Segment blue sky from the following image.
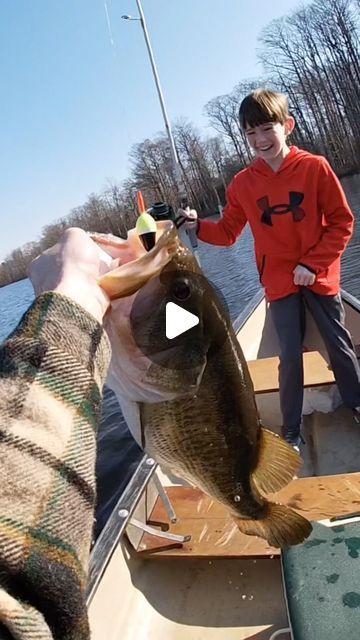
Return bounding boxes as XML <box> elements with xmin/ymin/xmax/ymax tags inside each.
<box><xmin>0</xmin><ymin>0</ymin><xmax>305</xmax><ymax>261</ymax></box>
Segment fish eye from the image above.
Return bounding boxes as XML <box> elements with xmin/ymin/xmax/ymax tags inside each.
<box><xmin>171</xmin><ymin>278</ymin><xmax>192</xmax><ymax>301</ymax></box>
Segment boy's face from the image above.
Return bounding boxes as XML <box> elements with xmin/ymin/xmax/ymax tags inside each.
<box><xmin>244</xmin><ymin>117</ymin><xmax>295</xmax><ymax>163</ymax></box>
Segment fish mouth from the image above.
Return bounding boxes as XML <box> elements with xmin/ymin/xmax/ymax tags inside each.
<box><xmin>97</xmin><ymin>222</ymin><xmax>209</xmax><ymax>399</ymax></box>
<box><xmin>93</xmin><ymin>222</ymin><xmax>179</xmax><ymax>300</ymax></box>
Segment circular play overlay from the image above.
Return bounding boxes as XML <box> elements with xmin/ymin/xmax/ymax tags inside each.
<box><xmin>129</xmin><ymin>268</ymin><xmax>231</xmax><ymax>370</ymax></box>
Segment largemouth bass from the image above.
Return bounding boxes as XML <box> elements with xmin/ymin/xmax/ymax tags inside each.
<box><xmin>96</xmin><ymin>223</ymin><xmax>312</xmax><ymax>548</ymax></box>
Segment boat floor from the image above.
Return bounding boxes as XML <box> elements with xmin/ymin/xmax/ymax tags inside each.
<box><xmin>254</xmin><ymin>400</ymin><xmax>360</xmax><ymax>477</ymax></box>
<box><xmin>89</xmin><ymin>405</ymin><xmax>360</xmax><ymax>639</ymax></box>
<box><xmin>301</xmin><ymin>404</ymin><xmax>360</xmax><ymax>476</ymax></box>
<box><xmin>89</xmin><ymin>543</ymin><xmax>289</xmax><ymax>640</ymax></box>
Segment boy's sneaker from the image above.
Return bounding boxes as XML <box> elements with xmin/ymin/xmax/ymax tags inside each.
<box><xmin>282</xmin><ymin>424</ymin><xmax>301</xmax><ymax>451</ymax></box>
<box><xmin>353</xmin><ymin>407</ymin><xmax>360</xmax><ymax>424</ymax></box>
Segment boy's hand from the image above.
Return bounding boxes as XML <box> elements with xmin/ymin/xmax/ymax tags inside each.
<box><xmin>176</xmin><ymin>207</ymin><xmax>198</xmax><ymax>231</ymax></box>
<box><xmin>293</xmin><ymin>264</ymin><xmax>316</xmax><ymax>286</ymax></box>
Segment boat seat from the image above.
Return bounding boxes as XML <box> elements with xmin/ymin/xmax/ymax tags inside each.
<box><xmin>247</xmin><ymin>350</ymin><xmax>335</xmax><ymax>394</ymax></box>
<box><xmin>279</xmin><ymin>518</ymin><xmax>360</xmax><ymax>640</ymax></box>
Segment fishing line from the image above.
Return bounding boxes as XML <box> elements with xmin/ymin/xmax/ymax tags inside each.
<box><xmin>103</xmin><ymin>1</ymin><xmax>116</xmax><ymax>58</ymax></box>
<box><xmin>100</xmin><ymin>0</ymin><xmax>134</xmax><ymax>184</ymax></box>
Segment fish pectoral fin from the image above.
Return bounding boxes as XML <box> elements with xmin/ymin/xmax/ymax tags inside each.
<box><xmin>251</xmin><ymin>428</ymin><xmax>302</xmax><ymax>494</ymax></box>
<box><xmin>235</xmin><ymin>503</ymin><xmax>312</xmax><ymax>549</ymax></box>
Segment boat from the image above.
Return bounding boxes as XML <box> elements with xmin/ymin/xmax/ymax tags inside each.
<box><xmin>87</xmin><ymin>287</ymin><xmax>360</xmax><ymax>640</ymax></box>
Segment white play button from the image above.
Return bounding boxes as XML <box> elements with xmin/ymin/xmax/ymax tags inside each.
<box><xmin>165</xmin><ymin>302</ymin><xmax>199</xmax><ymax>340</ymax></box>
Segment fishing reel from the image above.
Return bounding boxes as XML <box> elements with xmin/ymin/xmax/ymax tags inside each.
<box><xmin>148</xmin><ymin>201</ymin><xmax>175</xmax><ymax>221</ymax></box>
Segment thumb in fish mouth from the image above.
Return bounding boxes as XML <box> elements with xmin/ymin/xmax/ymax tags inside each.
<box><xmin>94</xmin><ymin>222</ymin><xmax>179</xmax><ymax>300</ymax></box>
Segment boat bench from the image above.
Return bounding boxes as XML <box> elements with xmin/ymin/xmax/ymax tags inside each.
<box><xmin>277</xmin><ymin>517</ymin><xmax>360</xmax><ymax>640</ymax></box>
<box><xmin>247</xmin><ymin>350</ymin><xmax>335</xmax><ymax>394</ymax></box>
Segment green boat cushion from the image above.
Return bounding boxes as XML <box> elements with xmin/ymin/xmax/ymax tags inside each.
<box><xmin>282</xmin><ymin>521</ymin><xmax>360</xmax><ymax>640</ymax></box>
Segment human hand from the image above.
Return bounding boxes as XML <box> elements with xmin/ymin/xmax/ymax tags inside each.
<box><xmin>29</xmin><ymin>228</ymin><xmax>117</xmax><ymax>323</ymax></box>
<box><xmin>176</xmin><ymin>207</ymin><xmax>198</xmax><ymax>231</ymax></box>
<box><xmin>293</xmin><ymin>264</ymin><xmax>316</xmax><ymax>286</ymax></box>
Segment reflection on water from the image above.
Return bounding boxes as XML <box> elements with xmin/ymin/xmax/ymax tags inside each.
<box><xmin>0</xmin><ymin>174</ymin><xmax>359</xmax><ymax>535</ymax></box>
<box><xmin>0</xmin><ymin>279</ymin><xmax>34</xmax><ymax>342</ymax></box>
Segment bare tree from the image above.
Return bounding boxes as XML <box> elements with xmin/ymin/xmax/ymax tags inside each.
<box><xmin>258</xmin><ymin>0</ymin><xmax>360</xmax><ymax>172</ymax></box>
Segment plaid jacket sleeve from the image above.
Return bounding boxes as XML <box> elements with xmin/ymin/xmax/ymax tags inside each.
<box><xmin>0</xmin><ymin>292</ymin><xmax>111</xmax><ymax>640</ymax></box>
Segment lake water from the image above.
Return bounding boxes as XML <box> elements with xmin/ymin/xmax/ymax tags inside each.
<box><xmin>1</xmin><ymin>174</ymin><xmax>359</xmax><ymax>535</ymax></box>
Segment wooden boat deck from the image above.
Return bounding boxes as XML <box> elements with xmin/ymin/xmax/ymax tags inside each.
<box><xmin>133</xmin><ymin>473</ymin><xmax>360</xmax><ymax>558</ymax></box>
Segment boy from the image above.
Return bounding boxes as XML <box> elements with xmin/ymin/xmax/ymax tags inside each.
<box><xmin>179</xmin><ymin>88</ymin><xmax>360</xmax><ymax>448</ymax></box>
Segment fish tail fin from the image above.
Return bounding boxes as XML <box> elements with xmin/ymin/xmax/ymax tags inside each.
<box><xmin>235</xmin><ymin>503</ymin><xmax>312</xmax><ymax>549</ymax></box>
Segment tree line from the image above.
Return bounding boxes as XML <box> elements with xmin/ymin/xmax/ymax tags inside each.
<box><xmin>1</xmin><ymin>0</ymin><xmax>359</xmax><ymax>287</ymax></box>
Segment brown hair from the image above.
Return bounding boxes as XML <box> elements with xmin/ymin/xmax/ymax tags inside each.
<box><xmin>239</xmin><ymin>89</ymin><xmax>290</xmax><ymax>129</ymax></box>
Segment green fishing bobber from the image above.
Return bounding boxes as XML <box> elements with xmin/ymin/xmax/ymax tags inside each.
<box><xmin>136</xmin><ymin>212</ymin><xmax>157</xmax><ymax>251</ymax></box>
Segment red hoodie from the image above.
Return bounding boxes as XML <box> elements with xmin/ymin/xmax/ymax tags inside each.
<box><xmin>198</xmin><ymin>146</ymin><xmax>354</xmax><ymax>301</ymax></box>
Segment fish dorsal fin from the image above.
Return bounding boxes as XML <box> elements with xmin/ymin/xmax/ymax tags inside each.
<box><xmin>251</xmin><ymin>428</ymin><xmax>302</xmax><ymax>495</ymax></box>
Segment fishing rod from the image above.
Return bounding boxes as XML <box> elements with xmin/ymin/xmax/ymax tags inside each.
<box><xmin>122</xmin><ymin>1</ymin><xmax>200</xmax><ymax>265</ymax></box>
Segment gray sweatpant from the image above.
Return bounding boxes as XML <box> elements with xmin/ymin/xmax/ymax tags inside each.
<box><xmin>269</xmin><ymin>289</ymin><xmax>360</xmax><ymax>429</ymax></box>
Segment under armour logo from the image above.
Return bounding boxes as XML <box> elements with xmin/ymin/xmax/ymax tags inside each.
<box><xmin>257</xmin><ymin>192</ymin><xmax>305</xmax><ymax>226</ymax></box>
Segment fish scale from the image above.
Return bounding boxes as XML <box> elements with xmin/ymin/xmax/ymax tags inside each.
<box><xmin>142</xmin><ymin>327</ymin><xmax>262</xmax><ymax>513</ymax></box>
